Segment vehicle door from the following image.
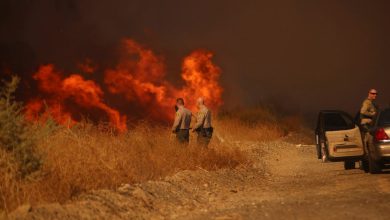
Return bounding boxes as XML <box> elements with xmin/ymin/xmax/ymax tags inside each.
<box><xmin>321</xmin><ymin>111</ymin><xmax>364</xmax><ymax>161</ymax></box>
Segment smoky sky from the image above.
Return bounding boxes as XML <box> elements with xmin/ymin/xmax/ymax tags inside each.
<box><xmin>1</xmin><ymin>0</ymin><xmax>390</xmax><ymax>122</ymax></box>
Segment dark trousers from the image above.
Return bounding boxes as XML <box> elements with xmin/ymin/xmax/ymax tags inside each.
<box><xmin>196</xmin><ymin>127</ymin><xmax>213</xmax><ymax>147</ymax></box>
<box><xmin>197</xmin><ymin>134</ymin><xmax>211</xmax><ymax>147</ymax></box>
<box><xmin>176</xmin><ymin>129</ymin><xmax>190</xmax><ymax>144</ymax></box>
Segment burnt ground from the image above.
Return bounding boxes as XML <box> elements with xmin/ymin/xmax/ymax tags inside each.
<box><xmin>8</xmin><ymin>137</ymin><xmax>390</xmax><ymax>220</ymax></box>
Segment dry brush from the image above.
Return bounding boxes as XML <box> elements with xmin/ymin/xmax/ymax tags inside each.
<box><xmin>0</xmin><ymin>77</ymin><xmax>303</xmax><ymax>213</ymax></box>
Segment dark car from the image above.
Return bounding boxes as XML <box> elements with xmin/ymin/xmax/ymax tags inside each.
<box><xmin>315</xmin><ymin>110</ymin><xmax>364</xmax><ymax>170</ymax></box>
<box><xmin>362</xmin><ymin>108</ymin><xmax>390</xmax><ymax>173</ymax></box>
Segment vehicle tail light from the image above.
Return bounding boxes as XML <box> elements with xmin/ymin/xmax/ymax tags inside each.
<box><xmin>375</xmin><ymin>128</ymin><xmax>390</xmax><ymax>141</ymax></box>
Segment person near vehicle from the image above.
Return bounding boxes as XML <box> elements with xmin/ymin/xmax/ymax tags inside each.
<box><xmin>172</xmin><ymin>98</ymin><xmax>192</xmax><ymax>144</ymax></box>
<box><xmin>192</xmin><ymin>97</ymin><xmax>213</xmax><ymax>147</ymax></box>
<box><xmin>360</xmin><ymin>89</ymin><xmax>379</xmax><ymax>130</ymax></box>
<box><xmin>359</xmin><ymin>89</ymin><xmax>380</xmax><ymax>172</ymax></box>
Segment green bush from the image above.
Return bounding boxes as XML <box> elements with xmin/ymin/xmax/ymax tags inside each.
<box><xmin>0</xmin><ymin>76</ymin><xmax>56</xmax><ymax>177</ymax></box>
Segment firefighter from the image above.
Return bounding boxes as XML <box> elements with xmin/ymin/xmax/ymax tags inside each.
<box><xmin>193</xmin><ymin>97</ymin><xmax>213</xmax><ymax>147</ymax></box>
<box><xmin>171</xmin><ymin>98</ymin><xmax>192</xmax><ymax>144</ymax></box>
<box><xmin>360</xmin><ymin>89</ymin><xmax>379</xmax><ymax>131</ymax></box>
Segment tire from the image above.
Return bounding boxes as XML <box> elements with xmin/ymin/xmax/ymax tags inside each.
<box><xmin>368</xmin><ymin>153</ymin><xmax>382</xmax><ymax>174</ymax></box>
<box><xmin>344</xmin><ymin>161</ymin><xmax>355</xmax><ymax>170</ymax></box>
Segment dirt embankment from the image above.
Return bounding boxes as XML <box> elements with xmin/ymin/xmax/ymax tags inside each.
<box><xmin>8</xmin><ymin>136</ymin><xmax>390</xmax><ymax>220</ymax></box>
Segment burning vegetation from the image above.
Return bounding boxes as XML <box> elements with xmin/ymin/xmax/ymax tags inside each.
<box><xmin>0</xmin><ymin>39</ymin><xmax>306</xmax><ymax>214</ymax></box>
<box><xmin>24</xmin><ymin>38</ymin><xmax>223</xmax><ymax>131</ymax></box>
<box><xmin>0</xmin><ymin>74</ymin><xmax>303</xmax><ymax>214</ymax></box>
<box><xmin>0</xmin><ymin>39</ymin><xmax>229</xmax><ymax>213</ymax></box>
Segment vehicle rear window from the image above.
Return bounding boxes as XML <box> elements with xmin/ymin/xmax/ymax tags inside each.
<box><xmin>323</xmin><ymin>113</ymin><xmax>355</xmax><ymax>131</ymax></box>
<box><xmin>378</xmin><ymin>109</ymin><xmax>390</xmax><ymax>126</ymax></box>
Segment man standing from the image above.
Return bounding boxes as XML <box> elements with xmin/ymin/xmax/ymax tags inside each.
<box><xmin>193</xmin><ymin>97</ymin><xmax>213</xmax><ymax>147</ymax></box>
<box><xmin>360</xmin><ymin>89</ymin><xmax>379</xmax><ymax>130</ymax></box>
<box><xmin>359</xmin><ymin>89</ymin><xmax>379</xmax><ymax>172</ymax></box>
<box><xmin>172</xmin><ymin>98</ymin><xmax>192</xmax><ymax>144</ymax></box>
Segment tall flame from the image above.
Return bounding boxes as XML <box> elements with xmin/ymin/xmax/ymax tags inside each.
<box><xmin>104</xmin><ymin>39</ymin><xmax>176</xmax><ymax>121</ymax></box>
<box><xmin>25</xmin><ymin>64</ymin><xmax>127</xmax><ymax>132</ymax></box>
<box><xmin>180</xmin><ymin>50</ymin><xmax>223</xmax><ymax>111</ymax></box>
<box><xmin>25</xmin><ymin>38</ymin><xmax>223</xmax><ymax>132</ymax></box>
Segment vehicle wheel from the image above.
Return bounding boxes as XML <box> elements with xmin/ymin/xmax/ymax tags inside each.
<box><xmin>368</xmin><ymin>154</ymin><xmax>382</xmax><ymax>174</ymax></box>
<box><xmin>360</xmin><ymin>159</ymin><xmax>369</xmax><ymax>173</ymax></box>
<box><xmin>344</xmin><ymin>161</ymin><xmax>355</xmax><ymax>170</ymax></box>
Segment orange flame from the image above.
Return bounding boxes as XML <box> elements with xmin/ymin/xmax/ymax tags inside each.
<box><xmin>25</xmin><ymin>38</ymin><xmax>223</xmax><ymax>131</ymax></box>
<box><xmin>180</xmin><ymin>50</ymin><xmax>223</xmax><ymax>111</ymax></box>
<box><xmin>104</xmin><ymin>39</ymin><xmax>177</xmax><ymax>120</ymax></box>
<box><xmin>26</xmin><ymin>64</ymin><xmax>127</xmax><ymax>132</ymax></box>
<box><xmin>25</xmin><ymin>99</ymin><xmax>76</xmax><ymax>125</ymax></box>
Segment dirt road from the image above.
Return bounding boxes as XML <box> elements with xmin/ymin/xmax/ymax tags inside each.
<box><xmin>10</xmin><ymin>139</ymin><xmax>390</xmax><ymax>219</ymax></box>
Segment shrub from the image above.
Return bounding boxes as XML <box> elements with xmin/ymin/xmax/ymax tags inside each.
<box><xmin>0</xmin><ymin>76</ymin><xmax>49</xmax><ymax>177</ymax></box>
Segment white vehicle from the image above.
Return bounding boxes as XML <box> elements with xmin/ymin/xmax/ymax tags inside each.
<box><xmin>315</xmin><ymin>110</ymin><xmax>364</xmax><ymax>170</ymax></box>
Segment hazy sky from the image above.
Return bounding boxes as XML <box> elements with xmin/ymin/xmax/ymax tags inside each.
<box><xmin>1</xmin><ymin>0</ymin><xmax>389</xmax><ymax>120</ymax></box>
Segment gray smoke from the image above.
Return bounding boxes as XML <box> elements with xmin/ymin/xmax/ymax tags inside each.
<box><xmin>1</xmin><ymin>0</ymin><xmax>389</xmax><ymax>123</ymax></box>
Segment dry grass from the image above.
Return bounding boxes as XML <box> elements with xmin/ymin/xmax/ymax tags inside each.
<box><xmin>0</xmin><ymin>105</ymin><xmax>306</xmax><ymax>213</ymax></box>
<box><xmin>216</xmin><ymin>106</ymin><xmax>306</xmax><ymax>143</ymax></box>
<box><xmin>0</xmin><ymin>122</ymin><xmax>247</xmax><ymax>212</ymax></box>
<box><xmin>215</xmin><ymin>119</ymin><xmax>284</xmax><ymax>143</ymax></box>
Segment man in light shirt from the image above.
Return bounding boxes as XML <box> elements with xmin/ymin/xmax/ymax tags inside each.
<box><xmin>193</xmin><ymin>97</ymin><xmax>213</xmax><ymax>147</ymax></box>
<box><xmin>172</xmin><ymin>98</ymin><xmax>192</xmax><ymax>144</ymax></box>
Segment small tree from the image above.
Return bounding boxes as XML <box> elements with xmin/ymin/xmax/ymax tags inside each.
<box><xmin>0</xmin><ymin>76</ymin><xmax>40</xmax><ymax>177</ymax></box>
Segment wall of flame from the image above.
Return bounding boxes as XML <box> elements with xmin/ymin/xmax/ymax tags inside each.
<box><xmin>24</xmin><ymin>38</ymin><xmax>223</xmax><ymax>132</ymax></box>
